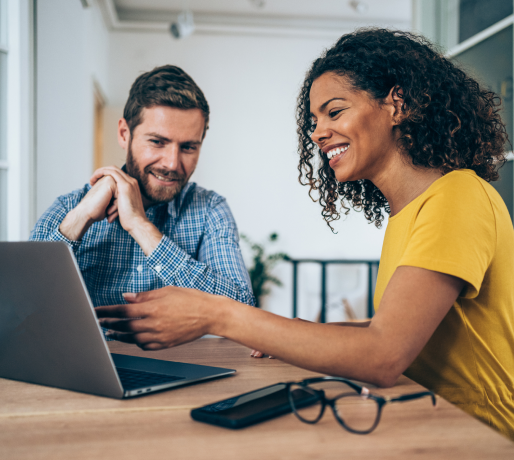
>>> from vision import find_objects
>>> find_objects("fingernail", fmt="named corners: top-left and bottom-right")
top-left (123, 292), bottom-right (136, 300)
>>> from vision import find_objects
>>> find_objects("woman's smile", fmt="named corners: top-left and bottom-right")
top-left (323, 143), bottom-right (350, 167)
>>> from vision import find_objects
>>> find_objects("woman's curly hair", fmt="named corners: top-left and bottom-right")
top-left (297, 28), bottom-right (508, 229)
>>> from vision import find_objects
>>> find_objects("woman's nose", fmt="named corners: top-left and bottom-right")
top-left (310, 122), bottom-right (331, 146)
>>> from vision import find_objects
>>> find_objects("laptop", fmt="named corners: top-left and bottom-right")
top-left (0, 242), bottom-right (235, 398)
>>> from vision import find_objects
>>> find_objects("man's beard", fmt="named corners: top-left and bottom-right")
top-left (125, 140), bottom-right (188, 204)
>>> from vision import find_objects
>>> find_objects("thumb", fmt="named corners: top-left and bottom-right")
top-left (123, 289), bottom-right (162, 303)
top-left (123, 292), bottom-right (142, 303)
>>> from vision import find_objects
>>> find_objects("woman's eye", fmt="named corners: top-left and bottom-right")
top-left (329, 109), bottom-right (343, 118)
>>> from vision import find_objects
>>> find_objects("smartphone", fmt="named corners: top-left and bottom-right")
top-left (191, 383), bottom-right (316, 429)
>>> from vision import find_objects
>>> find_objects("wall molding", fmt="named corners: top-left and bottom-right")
top-left (97, 0), bottom-right (410, 38)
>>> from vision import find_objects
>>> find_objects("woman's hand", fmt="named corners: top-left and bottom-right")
top-left (95, 286), bottom-right (219, 350)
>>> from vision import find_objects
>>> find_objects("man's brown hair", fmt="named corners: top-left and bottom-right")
top-left (123, 65), bottom-right (210, 137)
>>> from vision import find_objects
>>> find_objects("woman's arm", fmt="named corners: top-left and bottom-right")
top-left (95, 265), bottom-right (464, 387)
top-left (250, 318), bottom-right (370, 358)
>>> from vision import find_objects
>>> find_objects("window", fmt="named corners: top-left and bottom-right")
top-left (452, 25), bottom-right (513, 144)
top-left (414, 0), bottom-right (514, 221)
top-left (459, 0), bottom-right (512, 43)
top-left (0, 0), bottom-right (8, 240)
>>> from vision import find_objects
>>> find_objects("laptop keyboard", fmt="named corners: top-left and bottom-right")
top-left (116, 367), bottom-right (185, 391)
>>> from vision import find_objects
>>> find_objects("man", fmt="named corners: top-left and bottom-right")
top-left (31, 65), bottom-right (254, 314)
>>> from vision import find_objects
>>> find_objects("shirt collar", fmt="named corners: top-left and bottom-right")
top-left (168, 181), bottom-right (196, 219)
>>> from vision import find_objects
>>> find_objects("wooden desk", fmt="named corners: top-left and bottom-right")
top-left (0, 338), bottom-right (512, 459)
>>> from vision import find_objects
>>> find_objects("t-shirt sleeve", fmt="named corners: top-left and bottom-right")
top-left (398, 177), bottom-right (496, 299)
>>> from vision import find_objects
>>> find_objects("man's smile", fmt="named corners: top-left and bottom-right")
top-left (149, 171), bottom-right (179, 183)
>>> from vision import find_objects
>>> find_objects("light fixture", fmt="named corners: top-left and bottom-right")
top-left (170, 10), bottom-right (195, 39)
top-left (349, 0), bottom-right (368, 14)
top-left (249, 0), bottom-right (266, 8)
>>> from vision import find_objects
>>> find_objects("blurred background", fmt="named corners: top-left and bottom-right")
top-left (1, 0), bottom-right (512, 322)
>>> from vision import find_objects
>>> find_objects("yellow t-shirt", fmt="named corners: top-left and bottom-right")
top-left (374, 169), bottom-right (514, 440)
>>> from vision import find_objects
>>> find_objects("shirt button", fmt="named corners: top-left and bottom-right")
top-left (155, 264), bottom-right (162, 273)
top-left (137, 265), bottom-right (143, 272)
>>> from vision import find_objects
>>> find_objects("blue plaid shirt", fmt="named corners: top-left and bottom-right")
top-left (30, 182), bottom-right (255, 309)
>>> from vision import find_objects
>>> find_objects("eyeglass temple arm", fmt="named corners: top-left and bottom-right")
top-left (388, 391), bottom-right (436, 406)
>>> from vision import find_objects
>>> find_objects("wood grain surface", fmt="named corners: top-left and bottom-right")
top-left (0, 338), bottom-right (512, 459)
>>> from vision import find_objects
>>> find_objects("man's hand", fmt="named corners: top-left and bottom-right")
top-left (95, 286), bottom-right (218, 350)
top-left (59, 176), bottom-right (117, 241)
top-left (90, 166), bottom-right (163, 256)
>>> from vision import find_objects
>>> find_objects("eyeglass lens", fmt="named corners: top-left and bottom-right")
top-left (289, 381), bottom-right (379, 432)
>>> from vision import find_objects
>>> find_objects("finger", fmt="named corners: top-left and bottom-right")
top-left (99, 318), bottom-right (149, 333)
top-left (90, 170), bottom-right (105, 186)
top-left (97, 168), bottom-right (134, 188)
top-left (107, 211), bottom-right (119, 223)
top-left (91, 166), bottom-right (123, 181)
top-left (250, 350), bottom-right (265, 358)
top-left (107, 200), bottom-right (118, 216)
top-left (95, 304), bottom-right (145, 319)
top-left (105, 330), bottom-right (158, 346)
top-left (90, 166), bottom-right (122, 186)
top-left (105, 330), bottom-right (138, 343)
top-left (141, 342), bottom-right (165, 351)
top-left (123, 288), bottom-right (174, 303)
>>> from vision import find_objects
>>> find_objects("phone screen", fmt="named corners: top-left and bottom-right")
top-left (191, 383), bottom-right (317, 428)
top-left (198, 383), bottom-right (290, 420)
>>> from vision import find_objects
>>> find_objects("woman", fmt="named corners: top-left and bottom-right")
top-left (96, 29), bottom-right (514, 439)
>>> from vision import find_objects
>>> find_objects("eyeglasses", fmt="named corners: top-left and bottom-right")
top-left (286, 377), bottom-right (436, 434)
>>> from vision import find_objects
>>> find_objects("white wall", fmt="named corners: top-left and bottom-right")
top-left (36, 0), bottom-right (110, 218)
top-left (34, 2), bottom-right (411, 319)
top-left (105, 30), bottom-right (388, 319)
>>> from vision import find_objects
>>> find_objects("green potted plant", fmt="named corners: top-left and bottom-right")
top-left (241, 233), bottom-right (290, 308)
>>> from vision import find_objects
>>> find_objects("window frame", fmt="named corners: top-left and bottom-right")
top-left (1, 0), bottom-right (36, 241)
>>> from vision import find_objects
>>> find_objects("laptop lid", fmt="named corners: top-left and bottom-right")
top-left (0, 241), bottom-right (127, 398)
top-left (0, 242), bottom-right (236, 399)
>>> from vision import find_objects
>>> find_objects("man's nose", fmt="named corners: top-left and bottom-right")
top-left (162, 144), bottom-right (181, 171)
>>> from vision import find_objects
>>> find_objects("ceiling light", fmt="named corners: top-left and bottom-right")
top-left (249, 0), bottom-right (266, 8)
top-left (170, 11), bottom-right (195, 39)
top-left (349, 1), bottom-right (368, 14)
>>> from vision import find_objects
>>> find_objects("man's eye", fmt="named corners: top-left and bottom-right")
top-left (182, 145), bottom-right (197, 152)
top-left (150, 139), bottom-right (163, 146)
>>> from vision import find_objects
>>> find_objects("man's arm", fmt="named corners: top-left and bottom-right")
top-left (29, 176), bottom-right (115, 247)
top-left (143, 197), bottom-right (255, 305)
top-left (90, 166), bottom-right (254, 305)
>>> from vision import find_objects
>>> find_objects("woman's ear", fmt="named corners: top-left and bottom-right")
top-left (385, 86), bottom-right (404, 126)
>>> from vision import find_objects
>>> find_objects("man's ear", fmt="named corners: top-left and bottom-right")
top-left (385, 86), bottom-right (405, 126)
top-left (118, 118), bottom-right (131, 150)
